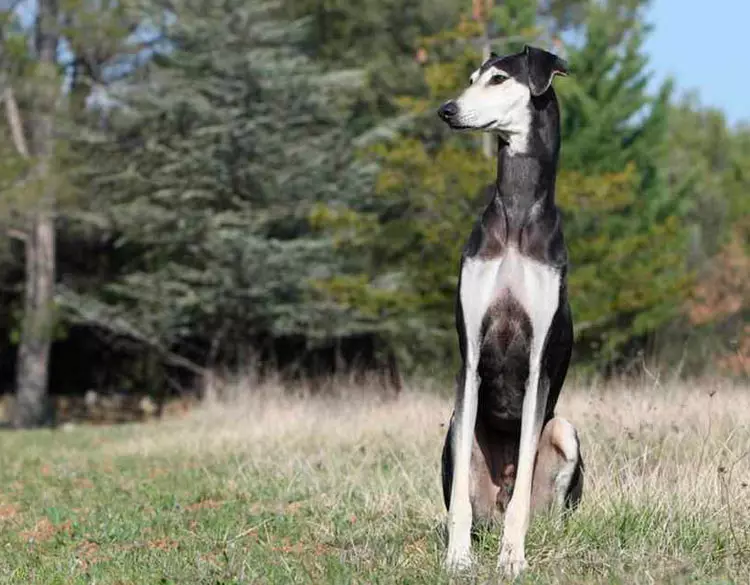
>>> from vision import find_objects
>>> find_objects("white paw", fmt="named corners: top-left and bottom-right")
top-left (444, 547), bottom-right (473, 573)
top-left (497, 541), bottom-right (527, 579)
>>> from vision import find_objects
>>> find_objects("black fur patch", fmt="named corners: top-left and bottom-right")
top-left (477, 295), bottom-right (532, 430)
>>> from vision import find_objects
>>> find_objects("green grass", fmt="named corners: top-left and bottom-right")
top-left (0, 379), bottom-right (749, 584)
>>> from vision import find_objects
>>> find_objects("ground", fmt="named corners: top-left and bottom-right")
top-left (0, 378), bottom-right (749, 584)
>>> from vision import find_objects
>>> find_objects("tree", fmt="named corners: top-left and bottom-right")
top-left (557, 0), bottom-right (693, 366)
top-left (669, 97), bottom-right (750, 376)
top-left (1, 0), bottom-right (60, 427)
top-left (1, 0), bottom-right (149, 425)
top-left (64, 0), bottom-right (375, 378)
top-left (311, 2), bottom-right (541, 372)
top-left (314, 0), bottom-right (696, 373)
top-left (282, 0), bottom-right (462, 135)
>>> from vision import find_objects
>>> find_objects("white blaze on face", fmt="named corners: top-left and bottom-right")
top-left (453, 65), bottom-right (532, 154)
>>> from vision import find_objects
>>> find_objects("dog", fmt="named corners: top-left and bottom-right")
top-left (437, 45), bottom-right (583, 578)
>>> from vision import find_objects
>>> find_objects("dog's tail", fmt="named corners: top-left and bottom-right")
top-left (564, 431), bottom-right (584, 510)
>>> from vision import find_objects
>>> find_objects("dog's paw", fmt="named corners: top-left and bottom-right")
top-left (497, 541), bottom-right (527, 579)
top-left (443, 547), bottom-right (473, 573)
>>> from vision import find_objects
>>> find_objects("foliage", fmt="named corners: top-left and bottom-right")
top-left (314, 138), bottom-right (493, 369)
top-left (311, 10), bottom-right (496, 371)
top-left (282, 0), bottom-right (462, 135)
top-left (1, 0), bottom-right (748, 396)
top-left (672, 99), bottom-right (750, 377)
top-left (64, 0), bottom-right (375, 362)
top-left (314, 0), bottom-right (700, 372)
top-left (555, 0), bottom-right (693, 365)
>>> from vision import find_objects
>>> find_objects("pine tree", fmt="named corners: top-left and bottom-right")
top-left (282, 0), bottom-right (462, 135)
top-left (64, 0), bottom-right (374, 367)
top-left (312, 2), bottom-right (542, 371)
top-left (557, 0), bottom-right (693, 365)
top-left (2, 0), bottom-right (155, 425)
top-left (315, 0), bottom-right (695, 372)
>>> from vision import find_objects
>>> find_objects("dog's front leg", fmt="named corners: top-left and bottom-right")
top-left (444, 365), bottom-right (479, 571)
top-left (497, 364), bottom-right (549, 578)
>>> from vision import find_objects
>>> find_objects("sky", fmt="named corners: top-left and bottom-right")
top-left (645, 0), bottom-right (749, 125)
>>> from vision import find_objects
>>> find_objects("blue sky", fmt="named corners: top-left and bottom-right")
top-left (645, 0), bottom-right (749, 125)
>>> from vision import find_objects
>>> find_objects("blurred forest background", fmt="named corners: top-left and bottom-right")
top-left (0, 0), bottom-right (748, 428)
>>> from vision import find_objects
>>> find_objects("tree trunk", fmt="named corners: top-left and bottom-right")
top-left (14, 214), bottom-right (55, 427)
top-left (12, 0), bottom-right (59, 428)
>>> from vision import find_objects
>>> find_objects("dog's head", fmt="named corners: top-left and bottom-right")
top-left (437, 46), bottom-right (567, 141)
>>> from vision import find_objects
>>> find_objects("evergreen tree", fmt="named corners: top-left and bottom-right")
top-left (312, 2), bottom-right (541, 371)
top-left (558, 0), bottom-right (693, 365)
top-left (315, 0), bottom-right (695, 372)
top-left (283, 0), bottom-right (462, 136)
top-left (669, 98), bottom-right (750, 376)
top-left (65, 0), bottom-right (374, 366)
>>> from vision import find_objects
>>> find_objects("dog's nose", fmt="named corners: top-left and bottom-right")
top-left (438, 101), bottom-right (458, 121)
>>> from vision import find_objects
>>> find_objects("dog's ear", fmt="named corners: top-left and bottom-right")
top-left (525, 45), bottom-right (568, 96)
top-left (490, 51), bottom-right (499, 59)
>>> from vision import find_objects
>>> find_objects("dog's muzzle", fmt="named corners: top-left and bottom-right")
top-left (438, 101), bottom-right (459, 122)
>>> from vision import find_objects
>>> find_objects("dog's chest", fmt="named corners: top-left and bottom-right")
top-left (460, 247), bottom-right (561, 359)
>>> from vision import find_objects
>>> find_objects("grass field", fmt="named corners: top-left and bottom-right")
top-left (1, 378), bottom-right (749, 584)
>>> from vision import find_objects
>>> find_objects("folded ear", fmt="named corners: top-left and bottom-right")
top-left (525, 45), bottom-right (568, 96)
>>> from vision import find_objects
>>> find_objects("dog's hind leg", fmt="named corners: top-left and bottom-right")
top-left (442, 417), bottom-right (512, 530)
top-left (531, 417), bottom-right (584, 513)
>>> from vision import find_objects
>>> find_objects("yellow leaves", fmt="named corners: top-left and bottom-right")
top-left (309, 204), bottom-right (361, 231)
top-left (413, 18), bottom-right (484, 104)
top-left (312, 275), bottom-right (417, 318)
top-left (518, 26), bottom-right (540, 39)
top-left (373, 140), bottom-right (492, 233)
top-left (560, 162), bottom-right (694, 355)
top-left (429, 18), bottom-right (483, 43)
top-left (373, 147), bottom-right (430, 197)
top-left (423, 61), bottom-right (469, 99)
top-left (470, 0), bottom-right (492, 22)
top-left (557, 163), bottom-right (637, 213)
top-left (394, 96), bottom-right (429, 115)
top-left (688, 231), bottom-right (750, 326)
top-left (309, 203), bottom-right (378, 253)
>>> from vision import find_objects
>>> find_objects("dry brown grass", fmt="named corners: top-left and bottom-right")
top-left (115, 377), bottom-right (750, 572)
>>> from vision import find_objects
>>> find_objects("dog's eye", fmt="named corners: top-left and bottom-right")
top-left (489, 74), bottom-right (508, 86)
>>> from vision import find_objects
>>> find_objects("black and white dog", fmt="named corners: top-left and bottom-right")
top-left (437, 46), bottom-right (583, 577)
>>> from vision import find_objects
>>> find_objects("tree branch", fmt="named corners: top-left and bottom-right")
top-left (7, 228), bottom-right (28, 242)
top-left (58, 288), bottom-right (208, 377)
top-left (3, 86), bottom-right (30, 158)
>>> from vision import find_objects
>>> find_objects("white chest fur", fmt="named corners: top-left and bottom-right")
top-left (459, 247), bottom-right (561, 364)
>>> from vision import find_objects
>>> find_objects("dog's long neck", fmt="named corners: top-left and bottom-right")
top-left (494, 90), bottom-right (561, 216)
